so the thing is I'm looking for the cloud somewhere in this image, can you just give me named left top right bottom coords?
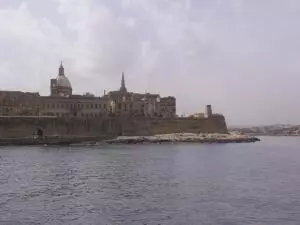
left=0, top=2, right=64, bottom=92
left=0, top=0, right=300, bottom=125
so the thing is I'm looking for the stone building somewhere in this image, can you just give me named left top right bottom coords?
left=0, top=91, right=39, bottom=116
left=104, top=73, right=176, bottom=118
left=0, top=62, right=177, bottom=119
left=158, top=96, right=176, bottom=118
left=36, top=95, right=108, bottom=118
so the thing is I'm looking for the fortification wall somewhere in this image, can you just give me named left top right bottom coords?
left=0, top=117, right=119, bottom=138
left=121, top=115, right=228, bottom=135
left=0, top=114, right=228, bottom=138
left=148, top=116, right=228, bottom=135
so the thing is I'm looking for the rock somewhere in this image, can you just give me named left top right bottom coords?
left=105, top=132, right=260, bottom=144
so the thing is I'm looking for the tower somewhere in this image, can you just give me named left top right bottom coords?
left=120, top=72, right=127, bottom=93
left=206, top=104, right=213, bottom=117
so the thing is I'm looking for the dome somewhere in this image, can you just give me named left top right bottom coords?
left=56, top=75, right=72, bottom=88
left=56, top=61, right=72, bottom=89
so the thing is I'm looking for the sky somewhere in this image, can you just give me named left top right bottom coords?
left=0, top=0, right=299, bottom=126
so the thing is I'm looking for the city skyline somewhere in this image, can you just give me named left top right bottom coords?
left=0, top=0, right=299, bottom=126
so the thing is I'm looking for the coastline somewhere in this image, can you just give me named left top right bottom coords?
left=104, top=133, right=260, bottom=144
left=0, top=133, right=260, bottom=146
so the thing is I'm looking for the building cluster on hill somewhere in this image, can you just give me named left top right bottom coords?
left=0, top=62, right=177, bottom=119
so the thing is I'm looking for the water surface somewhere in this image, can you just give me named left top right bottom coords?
left=0, top=137, right=300, bottom=225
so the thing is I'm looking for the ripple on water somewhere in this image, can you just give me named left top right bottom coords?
left=0, top=138, right=300, bottom=224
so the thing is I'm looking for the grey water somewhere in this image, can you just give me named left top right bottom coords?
left=0, top=137, right=300, bottom=225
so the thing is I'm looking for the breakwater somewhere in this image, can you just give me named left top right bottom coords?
left=105, top=133, right=260, bottom=144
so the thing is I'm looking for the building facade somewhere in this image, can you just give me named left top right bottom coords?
left=0, top=63, right=177, bottom=119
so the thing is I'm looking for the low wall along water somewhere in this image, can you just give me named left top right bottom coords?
left=0, top=115, right=228, bottom=138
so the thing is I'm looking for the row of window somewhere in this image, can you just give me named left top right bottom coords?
left=117, top=103, right=134, bottom=111
left=43, top=112, right=104, bottom=118
left=40, top=103, right=107, bottom=110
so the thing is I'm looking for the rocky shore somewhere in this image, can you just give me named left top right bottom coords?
left=0, top=133, right=259, bottom=146
left=105, top=132, right=260, bottom=144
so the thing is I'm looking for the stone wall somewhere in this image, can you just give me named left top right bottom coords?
left=121, top=115, right=228, bottom=135
left=0, top=117, right=119, bottom=138
left=0, top=114, right=228, bottom=138
left=150, top=115, right=228, bottom=134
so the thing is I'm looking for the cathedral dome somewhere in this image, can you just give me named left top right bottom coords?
left=50, top=61, right=73, bottom=97
left=56, top=61, right=72, bottom=89
left=56, top=75, right=71, bottom=88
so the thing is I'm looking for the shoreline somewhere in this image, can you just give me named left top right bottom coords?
left=0, top=133, right=260, bottom=146
left=104, top=133, right=260, bottom=145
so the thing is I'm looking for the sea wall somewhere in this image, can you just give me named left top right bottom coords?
left=121, top=115, right=228, bottom=135
left=0, top=117, right=119, bottom=138
left=0, top=114, right=228, bottom=138
left=150, top=115, right=228, bottom=134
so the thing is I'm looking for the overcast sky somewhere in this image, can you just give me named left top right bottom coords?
left=0, top=0, right=299, bottom=126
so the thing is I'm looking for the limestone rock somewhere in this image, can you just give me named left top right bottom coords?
left=105, top=132, right=260, bottom=144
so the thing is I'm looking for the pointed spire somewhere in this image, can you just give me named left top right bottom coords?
left=121, top=72, right=125, bottom=87
left=120, top=72, right=127, bottom=92
left=58, top=60, right=64, bottom=76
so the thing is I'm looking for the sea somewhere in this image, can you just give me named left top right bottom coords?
left=0, top=136, right=299, bottom=225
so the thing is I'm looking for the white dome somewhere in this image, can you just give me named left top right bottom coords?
left=56, top=75, right=72, bottom=88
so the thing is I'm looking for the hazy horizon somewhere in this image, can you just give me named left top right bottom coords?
left=0, top=0, right=299, bottom=126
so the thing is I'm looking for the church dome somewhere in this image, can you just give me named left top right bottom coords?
left=56, top=75, right=71, bottom=88
left=56, top=61, right=72, bottom=89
